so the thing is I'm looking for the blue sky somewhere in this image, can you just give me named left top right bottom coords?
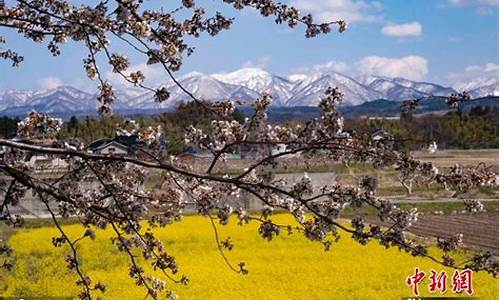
left=0, top=0, right=498, bottom=91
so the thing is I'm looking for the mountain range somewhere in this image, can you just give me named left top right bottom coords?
left=0, top=68, right=498, bottom=116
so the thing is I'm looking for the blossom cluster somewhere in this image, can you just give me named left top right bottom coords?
left=17, top=112, right=63, bottom=139
left=0, top=1, right=498, bottom=299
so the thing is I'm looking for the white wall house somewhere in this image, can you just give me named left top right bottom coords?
left=86, top=136, right=146, bottom=157
left=26, top=154, right=69, bottom=172
left=271, top=143, right=300, bottom=158
left=90, top=141, right=129, bottom=155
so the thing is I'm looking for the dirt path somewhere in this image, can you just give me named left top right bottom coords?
left=366, top=212, right=499, bottom=255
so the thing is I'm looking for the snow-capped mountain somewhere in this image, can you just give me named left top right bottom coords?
left=453, top=77, right=499, bottom=99
left=213, top=68, right=295, bottom=105
left=229, top=86, right=261, bottom=103
left=468, top=82, right=499, bottom=98
left=288, top=72, right=383, bottom=106
left=289, top=72, right=327, bottom=95
left=129, top=72, right=257, bottom=109
left=263, top=76, right=296, bottom=106
left=0, top=90, right=48, bottom=111
left=356, top=74, right=380, bottom=86
left=212, top=68, right=272, bottom=91
left=0, top=86, right=97, bottom=115
left=368, top=78, right=425, bottom=100
left=164, top=72, right=234, bottom=106
left=0, top=68, right=497, bottom=116
left=391, top=78, right=455, bottom=96
left=363, top=76, right=457, bottom=101
left=454, top=77, right=497, bottom=92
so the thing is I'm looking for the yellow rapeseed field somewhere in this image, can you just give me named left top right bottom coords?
left=0, top=215, right=498, bottom=299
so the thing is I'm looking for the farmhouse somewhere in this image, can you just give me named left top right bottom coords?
left=271, top=143, right=301, bottom=158
left=10, top=137, right=69, bottom=172
left=87, top=135, right=147, bottom=157
left=370, top=128, right=394, bottom=149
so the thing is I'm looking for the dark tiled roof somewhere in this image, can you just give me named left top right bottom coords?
left=114, top=135, right=146, bottom=147
left=87, top=135, right=146, bottom=151
left=87, top=138, right=113, bottom=150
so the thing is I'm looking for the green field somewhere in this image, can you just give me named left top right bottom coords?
left=0, top=215, right=498, bottom=299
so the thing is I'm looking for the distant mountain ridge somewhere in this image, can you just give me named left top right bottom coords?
left=242, top=96, right=499, bottom=123
left=0, top=67, right=498, bottom=116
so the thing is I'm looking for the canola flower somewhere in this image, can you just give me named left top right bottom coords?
left=0, top=215, right=498, bottom=300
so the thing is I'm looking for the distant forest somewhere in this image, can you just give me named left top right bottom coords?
left=0, top=102, right=496, bottom=154
left=344, top=105, right=498, bottom=151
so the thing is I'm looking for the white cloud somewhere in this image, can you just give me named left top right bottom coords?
left=475, top=6, right=495, bottom=14
left=447, top=63, right=499, bottom=90
left=106, top=63, right=165, bottom=88
left=242, top=56, right=272, bottom=69
left=444, top=0, right=498, bottom=14
left=290, top=0, right=383, bottom=23
left=381, top=22, right=422, bottom=38
left=69, top=77, right=97, bottom=91
left=294, top=55, right=428, bottom=81
left=448, top=0, right=498, bottom=6
left=311, top=60, right=350, bottom=73
left=356, top=55, right=428, bottom=80
left=291, top=60, right=351, bottom=77
left=37, top=76, right=63, bottom=90
left=446, top=0, right=498, bottom=13
left=484, top=63, right=499, bottom=72
left=465, top=65, right=483, bottom=72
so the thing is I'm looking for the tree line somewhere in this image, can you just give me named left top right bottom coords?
left=0, top=103, right=496, bottom=154
left=344, top=105, right=498, bottom=152
left=0, top=101, right=244, bottom=154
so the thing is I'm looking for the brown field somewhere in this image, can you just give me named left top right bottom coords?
left=365, top=212, right=499, bottom=255
left=412, top=149, right=499, bottom=168
left=189, top=148, right=499, bottom=175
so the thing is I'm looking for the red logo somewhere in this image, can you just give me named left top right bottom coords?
left=452, top=269, right=474, bottom=295
left=406, top=267, right=426, bottom=296
left=406, top=268, right=474, bottom=296
left=428, top=269, right=448, bottom=294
